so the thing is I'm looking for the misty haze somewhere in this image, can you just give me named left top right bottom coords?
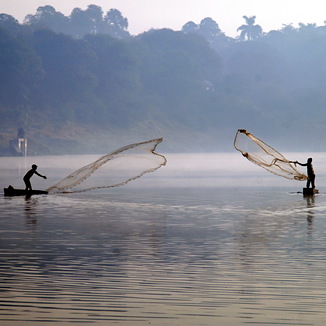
left=0, top=6, right=326, bottom=154
left=2, top=4, right=326, bottom=326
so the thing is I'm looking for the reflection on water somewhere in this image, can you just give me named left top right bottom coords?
left=305, top=195, right=315, bottom=237
left=1, top=154, right=326, bottom=325
left=1, top=188, right=326, bottom=326
left=24, top=196, right=39, bottom=226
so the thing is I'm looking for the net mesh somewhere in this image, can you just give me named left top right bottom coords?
left=47, top=138, right=167, bottom=193
left=234, top=129, right=307, bottom=181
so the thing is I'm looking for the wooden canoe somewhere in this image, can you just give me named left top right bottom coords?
left=4, top=186, right=48, bottom=196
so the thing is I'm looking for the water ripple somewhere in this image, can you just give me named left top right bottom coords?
left=1, top=188, right=326, bottom=325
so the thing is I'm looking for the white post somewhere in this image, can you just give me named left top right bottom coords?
left=18, top=138, right=28, bottom=156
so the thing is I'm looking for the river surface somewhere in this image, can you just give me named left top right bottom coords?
left=1, top=153, right=326, bottom=325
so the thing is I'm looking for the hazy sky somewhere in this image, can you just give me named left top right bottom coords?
left=1, top=0, right=326, bottom=37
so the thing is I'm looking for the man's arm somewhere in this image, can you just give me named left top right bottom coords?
left=289, top=161, right=306, bottom=166
left=35, top=171, right=47, bottom=179
left=295, top=161, right=307, bottom=166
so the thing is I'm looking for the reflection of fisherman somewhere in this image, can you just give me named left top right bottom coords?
left=24, top=164, right=47, bottom=191
left=291, top=158, right=315, bottom=189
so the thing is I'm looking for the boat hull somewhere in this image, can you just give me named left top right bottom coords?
left=4, top=186, right=48, bottom=196
left=303, top=188, right=318, bottom=196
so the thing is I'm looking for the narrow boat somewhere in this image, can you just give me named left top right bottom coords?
left=4, top=185, right=48, bottom=196
left=303, top=188, right=319, bottom=196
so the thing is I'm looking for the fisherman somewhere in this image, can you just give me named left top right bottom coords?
left=292, top=158, right=315, bottom=189
left=23, top=164, right=47, bottom=191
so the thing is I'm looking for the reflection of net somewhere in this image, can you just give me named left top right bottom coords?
left=47, top=138, right=167, bottom=193
left=234, top=129, right=307, bottom=181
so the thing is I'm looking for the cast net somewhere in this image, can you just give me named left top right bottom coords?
left=47, top=138, right=167, bottom=193
left=234, top=129, right=307, bottom=181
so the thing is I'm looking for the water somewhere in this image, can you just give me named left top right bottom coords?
left=1, top=153, right=326, bottom=325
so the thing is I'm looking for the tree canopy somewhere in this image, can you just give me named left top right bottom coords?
left=237, top=16, right=263, bottom=40
left=1, top=5, right=326, bottom=153
left=24, top=5, right=130, bottom=39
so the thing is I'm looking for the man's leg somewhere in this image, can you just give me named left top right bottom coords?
left=311, top=175, right=315, bottom=189
left=24, top=179, right=32, bottom=191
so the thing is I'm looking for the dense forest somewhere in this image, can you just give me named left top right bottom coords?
left=1, top=5, right=326, bottom=154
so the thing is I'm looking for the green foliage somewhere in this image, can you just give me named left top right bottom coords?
left=24, top=5, right=70, bottom=34
left=32, top=30, right=97, bottom=104
left=2, top=8, right=326, bottom=152
left=24, top=5, right=130, bottom=39
left=237, top=16, right=263, bottom=40
left=0, top=27, right=43, bottom=109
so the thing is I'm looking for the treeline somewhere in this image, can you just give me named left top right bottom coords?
left=1, top=6, right=326, bottom=153
left=16, top=5, right=129, bottom=39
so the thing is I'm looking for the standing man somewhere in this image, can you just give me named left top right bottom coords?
left=24, top=164, right=47, bottom=191
left=293, top=158, right=315, bottom=189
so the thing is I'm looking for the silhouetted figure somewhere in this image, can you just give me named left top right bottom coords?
left=23, top=164, right=47, bottom=191
left=17, top=127, right=25, bottom=139
left=294, top=158, right=315, bottom=189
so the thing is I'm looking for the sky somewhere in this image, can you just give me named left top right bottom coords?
left=1, top=0, right=326, bottom=37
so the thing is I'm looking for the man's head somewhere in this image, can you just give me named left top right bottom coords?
left=32, top=164, right=38, bottom=170
left=308, top=158, right=312, bottom=163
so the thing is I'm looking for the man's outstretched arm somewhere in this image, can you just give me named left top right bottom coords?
left=35, top=171, right=47, bottom=179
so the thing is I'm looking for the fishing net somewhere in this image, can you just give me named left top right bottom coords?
left=234, top=129, right=307, bottom=181
left=47, top=138, right=167, bottom=193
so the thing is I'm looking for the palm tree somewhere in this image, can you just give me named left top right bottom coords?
left=237, top=16, right=262, bottom=40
